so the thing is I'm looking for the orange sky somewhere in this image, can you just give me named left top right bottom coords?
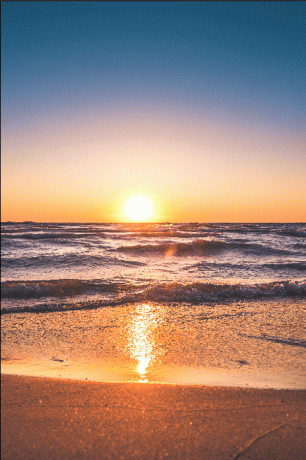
left=2, top=133, right=305, bottom=222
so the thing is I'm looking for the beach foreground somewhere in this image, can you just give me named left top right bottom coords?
left=2, top=375, right=306, bottom=460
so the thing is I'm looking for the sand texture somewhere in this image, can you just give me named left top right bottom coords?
left=2, top=374, right=306, bottom=460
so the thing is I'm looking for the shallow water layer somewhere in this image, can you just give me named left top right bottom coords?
left=2, top=299, right=306, bottom=389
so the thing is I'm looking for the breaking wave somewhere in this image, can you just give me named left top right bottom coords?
left=116, top=239, right=227, bottom=255
left=1, top=279, right=136, bottom=299
left=115, top=238, right=293, bottom=256
left=1, top=279, right=305, bottom=313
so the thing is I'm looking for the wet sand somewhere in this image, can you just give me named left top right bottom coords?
left=2, top=374, right=306, bottom=460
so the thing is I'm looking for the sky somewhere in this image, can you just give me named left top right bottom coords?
left=1, top=1, right=305, bottom=223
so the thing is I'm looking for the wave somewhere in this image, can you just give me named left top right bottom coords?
left=115, top=238, right=292, bottom=256
left=136, top=280, right=306, bottom=303
left=1, top=231, right=106, bottom=239
left=1, top=279, right=129, bottom=299
left=116, top=238, right=228, bottom=255
left=1, top=225, right=64, bottom=233
left=277, top=230, right=306, bottom=238
left=1, top=227, right=212, bottom=240
left=1, top=252, right=146, bottom=270
left=192, top=224, right=306, bottom=237
left=262, top=262, right=306, bottom=271
left=3, top=234, right=294, bottom=257
left=121, top=231, right=210, bottom=239
left=190, top=260, right=306, bottom=273
left=1, top=229, right=207, bottom=240
left=1, top=280, right=305, bottom=312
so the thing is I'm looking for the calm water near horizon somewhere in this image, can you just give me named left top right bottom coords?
left=1, top=222, right=306, bottom=388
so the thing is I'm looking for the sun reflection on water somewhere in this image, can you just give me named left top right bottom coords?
left=127, top=304, right=162, bottom=382
left=137, top=356, right=150, bottom=375
left=137, top=356, right=150, bottom=382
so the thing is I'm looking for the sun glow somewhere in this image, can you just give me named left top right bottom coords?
left=124, top=196, right=153, bottom=221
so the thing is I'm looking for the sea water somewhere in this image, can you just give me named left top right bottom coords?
left=1, top=222, right=306, bottom=388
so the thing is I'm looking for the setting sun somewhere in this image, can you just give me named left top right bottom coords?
left=124, top=196, right=153, bottom=221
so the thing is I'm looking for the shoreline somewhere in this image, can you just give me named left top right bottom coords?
left=2, top=374, right=306, bottom=459
left=2, top=358, right=306, bottom=390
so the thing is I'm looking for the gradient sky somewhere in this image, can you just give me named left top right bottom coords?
left=2, top=1, right=305, bottom=222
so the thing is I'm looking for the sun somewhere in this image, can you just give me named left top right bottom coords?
left=124, top=196, right=153, bottom=221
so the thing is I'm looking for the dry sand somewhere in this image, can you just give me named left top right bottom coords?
left=1, top=374, right=306, bottom=460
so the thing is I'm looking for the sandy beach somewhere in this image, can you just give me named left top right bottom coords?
left=2, top=374, right=306, bottom=460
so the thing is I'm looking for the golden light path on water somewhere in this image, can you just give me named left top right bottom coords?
left=126, top=304, right=162, bottom=382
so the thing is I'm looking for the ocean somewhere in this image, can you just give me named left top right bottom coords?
left=1, top=222, right=306, bottom=388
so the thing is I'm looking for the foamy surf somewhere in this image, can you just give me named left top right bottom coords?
left=1, top=279, right=305, bottom=314
left=1, top=222, right=305, bottom=322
